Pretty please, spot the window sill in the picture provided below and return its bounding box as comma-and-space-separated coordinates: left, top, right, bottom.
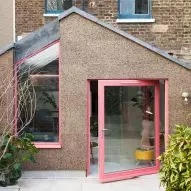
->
34, 143, 62, 149
43, 13, 61, 17
116, 18, 155, 23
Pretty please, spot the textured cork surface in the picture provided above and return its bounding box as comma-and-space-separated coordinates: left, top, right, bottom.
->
0, 51, 13, 133
25, 13, 191, 170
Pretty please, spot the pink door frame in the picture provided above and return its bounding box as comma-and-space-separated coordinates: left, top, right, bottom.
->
98, 80, 160, 183
165, 80, 169, 148
86, 79, 169, 182
86, 80, 91, 176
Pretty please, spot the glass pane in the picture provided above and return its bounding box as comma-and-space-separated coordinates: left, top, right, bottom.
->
104, 86, 155, 173
18, 57, 59, 142
120, 0, 134, 15
135, 0, 149, 14
47, 0, 72, 11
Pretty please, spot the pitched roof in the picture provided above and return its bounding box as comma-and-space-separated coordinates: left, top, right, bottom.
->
0, 6, 190, 70
15, 20, 59, 62
59, 7, 191, 70
0, 20, 59, 63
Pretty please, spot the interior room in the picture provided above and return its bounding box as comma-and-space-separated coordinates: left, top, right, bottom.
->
90, 81, 99, 176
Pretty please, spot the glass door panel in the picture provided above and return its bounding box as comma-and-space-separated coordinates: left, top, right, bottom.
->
98, 80, 160, 182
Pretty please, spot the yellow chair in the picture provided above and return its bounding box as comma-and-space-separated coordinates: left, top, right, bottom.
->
135, 149, 154, 166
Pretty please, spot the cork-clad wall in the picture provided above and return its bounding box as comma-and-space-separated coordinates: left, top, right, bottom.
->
25, 13, 190, 170
60, 13, 191, 129
0, 51, 13, 133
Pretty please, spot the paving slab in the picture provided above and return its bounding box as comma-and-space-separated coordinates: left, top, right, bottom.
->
18, 179, 53, 191
50, 179, 82, 191
0, 173, 165, 191
0, 189, 19, 191
82, 178, 112, 191
0, 184, 19, 191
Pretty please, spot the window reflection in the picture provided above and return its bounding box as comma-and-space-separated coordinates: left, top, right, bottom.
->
104, 86, 156, 173
135, 0, 149, 14
119, 0, 151, 18
46, 0, 72, 12
18, 45, 59, 143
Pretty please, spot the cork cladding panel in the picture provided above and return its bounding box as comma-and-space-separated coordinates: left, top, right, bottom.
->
0, 51, 13, 134
26, 13, 190, 170
24, 134, 87, 170
59, 14, 190, 169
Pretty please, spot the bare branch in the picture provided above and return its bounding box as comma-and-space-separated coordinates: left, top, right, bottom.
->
0, 64, 37, 160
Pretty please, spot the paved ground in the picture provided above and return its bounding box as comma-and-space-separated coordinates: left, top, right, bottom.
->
0, 174, 165, 191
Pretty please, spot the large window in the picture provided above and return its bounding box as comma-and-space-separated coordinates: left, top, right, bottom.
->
45, 0, 73, 13
17, 42, 60, 146
119, 0, 152, 19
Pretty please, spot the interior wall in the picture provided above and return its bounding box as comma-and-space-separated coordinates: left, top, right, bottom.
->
159, 81, 165, 133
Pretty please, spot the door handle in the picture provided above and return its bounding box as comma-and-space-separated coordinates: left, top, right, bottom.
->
102, 129, 109, 131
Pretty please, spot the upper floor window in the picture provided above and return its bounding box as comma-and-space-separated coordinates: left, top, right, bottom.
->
45, 0, 73, 13
119, 0, 152, 19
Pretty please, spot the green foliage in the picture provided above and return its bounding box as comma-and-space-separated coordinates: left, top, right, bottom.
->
159, 124, 191, 191
40, 92, 57, 109
90, 118, 98, 137
105, 87, 121, 115
0, 133, 39, 186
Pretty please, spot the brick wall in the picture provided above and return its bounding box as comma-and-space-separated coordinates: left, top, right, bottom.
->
16, 0, 44, 36
15, 0, 191, 62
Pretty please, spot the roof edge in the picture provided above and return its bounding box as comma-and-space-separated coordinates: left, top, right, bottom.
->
0, 43, 14, 57
15, 19, 60, 62
58, 6, 191, 70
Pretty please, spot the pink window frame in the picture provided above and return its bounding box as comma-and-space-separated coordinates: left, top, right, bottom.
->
14, 40, 62, 149
95, 79, 160, 182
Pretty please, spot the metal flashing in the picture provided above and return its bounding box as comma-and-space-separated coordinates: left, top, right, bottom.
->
15, 19, 60, 62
